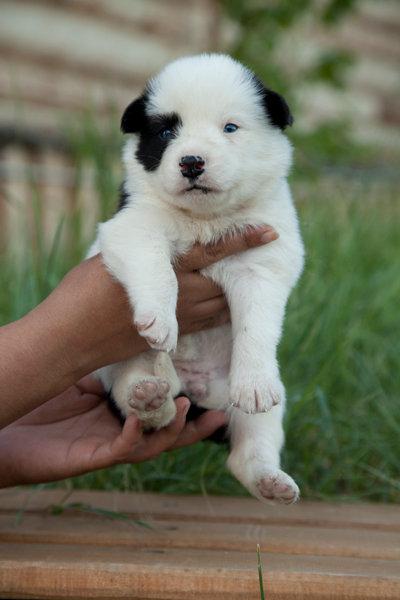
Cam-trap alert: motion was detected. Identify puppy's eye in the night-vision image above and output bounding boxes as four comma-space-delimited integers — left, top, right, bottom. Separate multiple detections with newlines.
224, 123, 239, 133
159, 128, 175, 140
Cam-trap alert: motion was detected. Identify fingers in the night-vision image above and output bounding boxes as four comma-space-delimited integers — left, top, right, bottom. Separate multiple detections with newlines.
190, 308, 230, 334
191, 295, 228, 320
108, 400, 229, 465
178, 272, 223, 301
109, 415, 142, 462
124, 398, 190, 462
142, 397, 190, 457
171, 409, 228, 449
76, 376, 105, 396
178, 225, 278, 272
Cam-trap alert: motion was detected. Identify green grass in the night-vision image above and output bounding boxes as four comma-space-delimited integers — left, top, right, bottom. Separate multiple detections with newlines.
283, 177, 400, 502
1, 166, 399, 502
257, 544, 266, 599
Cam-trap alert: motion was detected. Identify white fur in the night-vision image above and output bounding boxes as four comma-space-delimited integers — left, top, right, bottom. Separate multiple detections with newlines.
88, 54, 304, 504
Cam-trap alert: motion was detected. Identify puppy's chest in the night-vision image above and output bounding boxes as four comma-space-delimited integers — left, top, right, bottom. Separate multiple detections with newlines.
170, 208, 268, 250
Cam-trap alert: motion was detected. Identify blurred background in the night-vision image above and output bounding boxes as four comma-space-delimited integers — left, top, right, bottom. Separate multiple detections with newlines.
0, 0, 399, 502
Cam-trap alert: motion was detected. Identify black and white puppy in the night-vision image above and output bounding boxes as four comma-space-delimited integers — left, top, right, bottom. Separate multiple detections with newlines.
88, 54, 304, 504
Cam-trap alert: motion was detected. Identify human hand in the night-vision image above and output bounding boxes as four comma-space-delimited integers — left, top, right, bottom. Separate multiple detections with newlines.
0, 225, 277, 427
43, 224, 278, 373
175, 225, 278, 335
0, 377, 228, 487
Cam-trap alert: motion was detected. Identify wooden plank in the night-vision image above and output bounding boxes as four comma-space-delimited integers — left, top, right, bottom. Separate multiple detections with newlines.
0, 513, 399, 561
11, 0, 218, 49
1, 542, 400, 600
1, 488, 399, 531
0, 490, 399, 599
0, 41, 145, 91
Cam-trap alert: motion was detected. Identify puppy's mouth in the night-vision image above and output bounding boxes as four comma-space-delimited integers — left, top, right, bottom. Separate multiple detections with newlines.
185, 184, 215, 194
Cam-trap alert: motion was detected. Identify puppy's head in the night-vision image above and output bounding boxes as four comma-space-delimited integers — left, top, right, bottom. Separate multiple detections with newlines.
121, 54, 293, 216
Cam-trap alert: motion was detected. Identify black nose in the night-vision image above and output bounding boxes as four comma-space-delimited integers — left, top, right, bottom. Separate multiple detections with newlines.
179, 155, 205, 179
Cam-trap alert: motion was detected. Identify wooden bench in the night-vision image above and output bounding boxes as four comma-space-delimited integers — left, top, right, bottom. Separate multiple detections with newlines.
0, 488, 399, 599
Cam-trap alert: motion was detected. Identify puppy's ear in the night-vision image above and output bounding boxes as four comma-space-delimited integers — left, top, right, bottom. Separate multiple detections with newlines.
254, 78, 293, 130
121, 94, 147, 134
263, 88, 293, 130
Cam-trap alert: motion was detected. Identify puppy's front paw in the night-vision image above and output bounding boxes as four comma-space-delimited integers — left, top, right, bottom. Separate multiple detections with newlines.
135, 312, 178, 352
230, 373, 284, 414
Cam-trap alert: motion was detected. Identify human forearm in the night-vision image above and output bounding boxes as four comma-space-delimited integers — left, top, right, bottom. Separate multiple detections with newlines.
0, 427, 22, 487
0, 256, 147, 427
0, 227, 275, 428
0, 311, 75, 428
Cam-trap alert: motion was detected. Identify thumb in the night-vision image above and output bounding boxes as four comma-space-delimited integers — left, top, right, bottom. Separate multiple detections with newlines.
109, 415, 142, 463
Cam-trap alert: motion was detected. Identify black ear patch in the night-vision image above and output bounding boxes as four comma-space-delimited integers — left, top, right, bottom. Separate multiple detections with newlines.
253, 77, 293, 130
121, 94, 148, 134
263, 89, 293, 130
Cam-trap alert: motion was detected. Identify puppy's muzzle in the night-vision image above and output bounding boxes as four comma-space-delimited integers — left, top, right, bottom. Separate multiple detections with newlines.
179, 155, 205, 179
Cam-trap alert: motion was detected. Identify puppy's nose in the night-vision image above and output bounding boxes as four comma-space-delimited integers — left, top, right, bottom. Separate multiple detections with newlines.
179, 155, 205, 179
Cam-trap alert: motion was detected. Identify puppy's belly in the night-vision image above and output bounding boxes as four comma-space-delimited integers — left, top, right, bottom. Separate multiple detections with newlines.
173, 324, 231, 409
174, 360, 229, 405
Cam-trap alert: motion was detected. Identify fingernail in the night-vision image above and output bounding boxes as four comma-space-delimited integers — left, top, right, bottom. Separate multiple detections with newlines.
248, 224, 270, 234
247, 225, 278, 245
260, 228, 279, 244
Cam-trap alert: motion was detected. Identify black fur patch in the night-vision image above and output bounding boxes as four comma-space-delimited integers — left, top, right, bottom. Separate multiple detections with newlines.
252, 76, 293, 130
121, 93, 149, 135
121, 92, 182, 172
136, 112, 181, 171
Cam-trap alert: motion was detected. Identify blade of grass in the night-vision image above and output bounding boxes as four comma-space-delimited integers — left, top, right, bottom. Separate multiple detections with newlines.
50, 502, 153, 529
257, 544, 266, 600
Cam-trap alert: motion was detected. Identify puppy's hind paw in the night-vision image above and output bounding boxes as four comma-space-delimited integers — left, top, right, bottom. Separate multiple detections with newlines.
256, 470, 299, 505
129, 377, 171, 412
122, 375, 176, 430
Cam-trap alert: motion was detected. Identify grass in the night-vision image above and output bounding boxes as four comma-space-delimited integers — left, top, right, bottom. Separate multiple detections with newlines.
283, 177, 400, 502
1, 146, 399, 503
257, 544, 266, 599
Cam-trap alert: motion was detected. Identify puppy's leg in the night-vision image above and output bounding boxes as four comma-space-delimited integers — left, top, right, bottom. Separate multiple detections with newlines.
227, 404, 299, 504
227, 276, 289, 414
100, 351, 181, 430
98, 210, 178, 352
205, 259, 291, 414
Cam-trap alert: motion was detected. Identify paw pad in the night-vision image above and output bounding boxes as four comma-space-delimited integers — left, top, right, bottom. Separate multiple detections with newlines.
129, 377, 170, 412
257, 471, 299, 504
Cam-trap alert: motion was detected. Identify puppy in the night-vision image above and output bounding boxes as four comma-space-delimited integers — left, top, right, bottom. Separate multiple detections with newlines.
88, 54, 304, 504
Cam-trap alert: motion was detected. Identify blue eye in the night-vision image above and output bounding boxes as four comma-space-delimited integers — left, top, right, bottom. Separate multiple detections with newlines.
159, 128, 175, 140
224, 123, 239, 133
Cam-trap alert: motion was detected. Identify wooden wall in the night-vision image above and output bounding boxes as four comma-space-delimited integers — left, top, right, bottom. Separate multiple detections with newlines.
0, 0, 220, 250
0, 0, 220, 133
281, 0, 400, 150
0, 0, 398, 251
